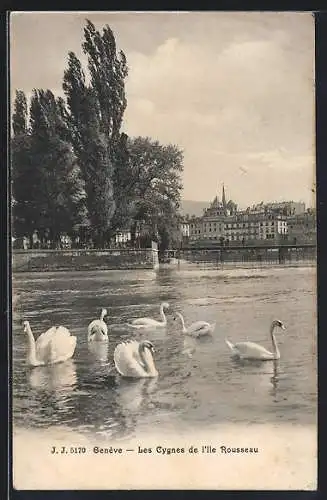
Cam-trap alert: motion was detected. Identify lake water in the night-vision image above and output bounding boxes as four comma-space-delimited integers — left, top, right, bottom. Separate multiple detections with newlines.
12, 265, 317, 440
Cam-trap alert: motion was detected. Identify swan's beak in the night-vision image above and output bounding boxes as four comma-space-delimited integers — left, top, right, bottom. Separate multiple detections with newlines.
281, 324, 286, 330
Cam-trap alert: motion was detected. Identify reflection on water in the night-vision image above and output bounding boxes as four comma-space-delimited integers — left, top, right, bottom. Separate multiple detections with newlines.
28, 359, 77, 390
12, 266, 317, 439
116, 377, 158, 413
87, 342, 109, 364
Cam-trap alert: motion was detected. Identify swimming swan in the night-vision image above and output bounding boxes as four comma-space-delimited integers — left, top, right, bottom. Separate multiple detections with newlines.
225, 320, 286, 361
23, 320, 77, 367
129, 302, 169, 328
87, 308, 108, 342
114, 340, 158, 378
174, 312, 216, 337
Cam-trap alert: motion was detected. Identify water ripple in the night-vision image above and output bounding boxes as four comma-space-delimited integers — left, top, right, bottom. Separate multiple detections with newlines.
13, 266, 316, 438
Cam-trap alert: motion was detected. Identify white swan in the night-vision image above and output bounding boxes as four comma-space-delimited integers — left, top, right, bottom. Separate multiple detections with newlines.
174, 312, 216, 337
225, 320, 286, 361
87, 308, 108, 342
129, 302, 169, 328
114, 340, 158, 378
23, 320, 77, 367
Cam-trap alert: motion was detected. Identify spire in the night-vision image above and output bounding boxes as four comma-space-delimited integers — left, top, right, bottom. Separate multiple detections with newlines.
222, 183, 226, 208
216, 183, 220, 206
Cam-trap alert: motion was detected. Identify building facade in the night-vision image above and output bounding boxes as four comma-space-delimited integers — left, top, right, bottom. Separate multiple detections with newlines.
287, 211, 316, 244
258, 201, 306, 216
182, 186, 314, 246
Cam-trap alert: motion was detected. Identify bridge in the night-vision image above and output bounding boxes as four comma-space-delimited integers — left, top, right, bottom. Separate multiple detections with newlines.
162, 244, 316, 266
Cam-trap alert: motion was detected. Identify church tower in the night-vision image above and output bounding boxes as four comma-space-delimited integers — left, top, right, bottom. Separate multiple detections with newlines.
222, 184, 227, 213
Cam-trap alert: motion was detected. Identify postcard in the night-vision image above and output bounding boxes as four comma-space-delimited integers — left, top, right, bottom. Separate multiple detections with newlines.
10, 11, 316, 490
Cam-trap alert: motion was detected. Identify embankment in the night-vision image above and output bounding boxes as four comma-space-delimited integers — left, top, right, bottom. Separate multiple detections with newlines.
12, 248, 159, 272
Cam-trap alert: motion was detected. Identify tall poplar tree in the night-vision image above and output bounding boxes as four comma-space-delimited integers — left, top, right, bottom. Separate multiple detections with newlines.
11, 90, 36, 239
63, 19, 129, 247
27, 89, 87, 244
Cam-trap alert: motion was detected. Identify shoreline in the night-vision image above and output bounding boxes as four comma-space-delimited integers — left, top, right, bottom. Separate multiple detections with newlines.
12, 247, 316, 273
12, 261, 316, 274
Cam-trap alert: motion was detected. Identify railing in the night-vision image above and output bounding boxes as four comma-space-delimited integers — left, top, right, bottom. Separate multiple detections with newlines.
161, 244, 316, 268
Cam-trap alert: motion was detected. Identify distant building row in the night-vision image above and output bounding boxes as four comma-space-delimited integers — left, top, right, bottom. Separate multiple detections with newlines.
180, 187, 315, 246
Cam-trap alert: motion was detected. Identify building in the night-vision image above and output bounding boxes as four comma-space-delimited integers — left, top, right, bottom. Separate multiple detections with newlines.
287, 210, 316, 244
114, 229, 132, 244
254, 200, 306, 216
189, 185, 231, 241
180, 218, 190, 239
224, 212, 287, 244
187, 185, 289, 245
183, 185, 315, 247
189, 216, 202, 241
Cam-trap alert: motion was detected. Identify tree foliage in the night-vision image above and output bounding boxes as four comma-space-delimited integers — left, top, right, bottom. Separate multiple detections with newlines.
122, 136, 183, 249
63, 20, 129, 244
12, 89, 87, 242
12, 90, 28, 136
12, 20, 184, 250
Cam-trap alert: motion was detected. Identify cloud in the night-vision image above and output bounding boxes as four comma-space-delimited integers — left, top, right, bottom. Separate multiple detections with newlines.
10, 12, 315, 207
125, 34, 313, 154
123, 22, 314, 207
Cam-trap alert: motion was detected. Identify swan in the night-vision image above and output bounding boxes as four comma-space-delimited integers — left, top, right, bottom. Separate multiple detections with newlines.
114, 340, 158, 378
87, 308, 108, 342
225, 320, 286, 361
129, 302, 169, 328
174, 312, 216, 337
23, 320, 77, 367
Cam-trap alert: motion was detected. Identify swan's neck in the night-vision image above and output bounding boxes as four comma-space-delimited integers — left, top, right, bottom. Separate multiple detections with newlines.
139, 346, 157, 376
100, 311, 106, 321
178, 314, 187, 333
270, 324, 280, 359
25, 325, 39, 366
159, 305, 167, 325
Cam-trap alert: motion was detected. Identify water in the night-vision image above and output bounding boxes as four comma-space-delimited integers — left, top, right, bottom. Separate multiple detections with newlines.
12, 265, 317, 441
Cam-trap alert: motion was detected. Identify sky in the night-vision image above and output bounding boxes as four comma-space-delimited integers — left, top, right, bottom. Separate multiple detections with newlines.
10, 11, 315, 208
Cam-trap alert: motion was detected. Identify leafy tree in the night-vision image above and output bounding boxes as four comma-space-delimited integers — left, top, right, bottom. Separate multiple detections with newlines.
11, 89, 36, 239
123, 136, 183, 249
111, 132, 135, 233
11, 134, 35, 239
12, 90, 28, 136
26, 89, 87, 244
63, 20, 128, 246
82, 19, 128, 142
